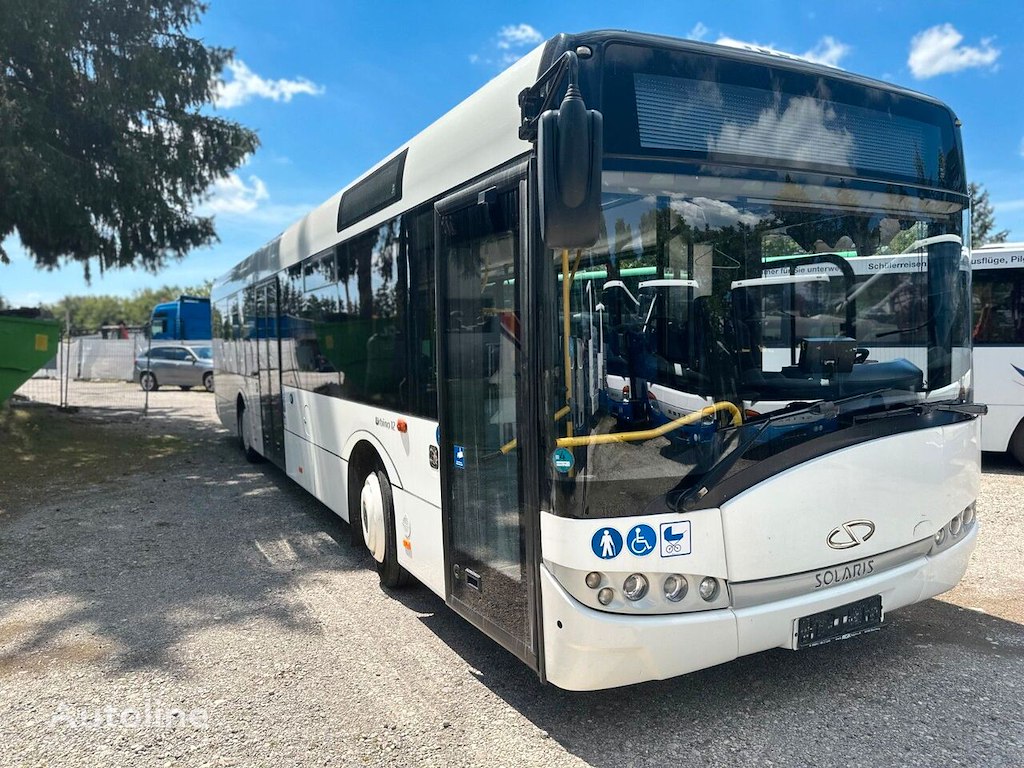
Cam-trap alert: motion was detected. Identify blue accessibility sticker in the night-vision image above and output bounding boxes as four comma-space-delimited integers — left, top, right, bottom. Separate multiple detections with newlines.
591, 527, 623, 560
552, 447, 574, 473
626, 524, 657, 556
454, 444, 465, 469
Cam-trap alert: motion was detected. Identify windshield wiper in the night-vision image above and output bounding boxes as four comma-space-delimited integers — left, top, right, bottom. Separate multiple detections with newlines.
853, 400, 987, 423
669, 388, 926, 510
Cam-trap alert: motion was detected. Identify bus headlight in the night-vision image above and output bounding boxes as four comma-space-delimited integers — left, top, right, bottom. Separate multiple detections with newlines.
698, 576, 720, 602
949, 513, 963, 537
622, 574, 649, 601
962, 503, 975, 527
585, 571, 603, 589
934, 527, 946, 546
597, 587, 614, 606
663, 574, 688, 602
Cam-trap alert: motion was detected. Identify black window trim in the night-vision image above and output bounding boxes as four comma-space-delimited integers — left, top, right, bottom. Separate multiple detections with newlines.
337, 149, 409, 233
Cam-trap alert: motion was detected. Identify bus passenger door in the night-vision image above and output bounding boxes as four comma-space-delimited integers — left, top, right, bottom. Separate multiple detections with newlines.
256, 278, 285, 465
436, 174, 539, 672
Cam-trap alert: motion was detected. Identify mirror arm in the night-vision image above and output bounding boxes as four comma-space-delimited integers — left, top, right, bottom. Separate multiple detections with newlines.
519, 51, 580, 142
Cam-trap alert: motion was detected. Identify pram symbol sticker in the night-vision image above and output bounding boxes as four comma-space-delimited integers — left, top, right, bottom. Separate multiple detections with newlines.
659, 521, 691, 557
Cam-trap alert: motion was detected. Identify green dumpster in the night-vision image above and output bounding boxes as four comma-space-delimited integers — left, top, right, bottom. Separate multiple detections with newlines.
0, 314, 61, 403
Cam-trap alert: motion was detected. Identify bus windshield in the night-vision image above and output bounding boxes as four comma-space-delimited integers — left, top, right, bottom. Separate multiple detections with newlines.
549, 173, 971, 518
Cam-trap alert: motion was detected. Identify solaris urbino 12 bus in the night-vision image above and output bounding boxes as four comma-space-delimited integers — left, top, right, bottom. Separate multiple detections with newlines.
211, 30, 983, 690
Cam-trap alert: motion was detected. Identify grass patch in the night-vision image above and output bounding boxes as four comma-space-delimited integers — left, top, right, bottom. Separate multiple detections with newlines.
0, 405, 189, 514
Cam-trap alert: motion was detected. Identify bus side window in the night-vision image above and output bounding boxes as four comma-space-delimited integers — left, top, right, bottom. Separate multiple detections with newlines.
973, 270, 1024, 344
407, 205, 437, 419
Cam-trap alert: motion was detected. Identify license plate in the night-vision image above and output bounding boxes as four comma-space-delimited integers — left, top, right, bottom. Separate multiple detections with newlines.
795, 595, 883, 649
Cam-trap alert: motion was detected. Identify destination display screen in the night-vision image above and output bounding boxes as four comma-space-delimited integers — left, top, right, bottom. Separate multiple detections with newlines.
600, 41, 965, 193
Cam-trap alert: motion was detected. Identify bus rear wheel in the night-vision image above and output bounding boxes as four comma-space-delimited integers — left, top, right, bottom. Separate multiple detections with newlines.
237, 405, 262, 463
359, 468, 410, 589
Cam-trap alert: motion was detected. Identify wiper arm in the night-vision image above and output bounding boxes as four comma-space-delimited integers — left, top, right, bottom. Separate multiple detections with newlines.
853, 400, 987, 423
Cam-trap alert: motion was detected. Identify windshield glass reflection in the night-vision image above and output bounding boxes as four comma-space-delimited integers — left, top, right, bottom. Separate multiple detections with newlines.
548, 174, 971, 518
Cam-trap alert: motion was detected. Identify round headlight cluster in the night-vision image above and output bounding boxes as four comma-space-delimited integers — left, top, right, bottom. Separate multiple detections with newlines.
623, 573, 649, 601
698, 576, 720, 602
663, 574, 688, 602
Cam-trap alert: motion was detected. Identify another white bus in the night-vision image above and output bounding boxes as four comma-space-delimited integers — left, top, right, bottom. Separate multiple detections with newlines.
971, 242, 1024, 462
212, 31, 982, 690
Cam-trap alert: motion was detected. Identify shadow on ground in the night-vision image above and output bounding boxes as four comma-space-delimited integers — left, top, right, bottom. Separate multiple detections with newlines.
0, 403, 364, 678
1, 403, 1022, 766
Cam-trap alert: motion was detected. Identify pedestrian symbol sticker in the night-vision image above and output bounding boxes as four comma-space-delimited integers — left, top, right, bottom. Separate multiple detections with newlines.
552, 447, 574, 473
591, 527, 623, 560
627, 524, 656, 556
659, 520, 691, 557
454, 445, 465, 469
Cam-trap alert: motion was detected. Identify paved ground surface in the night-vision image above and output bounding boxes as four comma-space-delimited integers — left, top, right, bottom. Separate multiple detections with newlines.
0, 390, 1022, 767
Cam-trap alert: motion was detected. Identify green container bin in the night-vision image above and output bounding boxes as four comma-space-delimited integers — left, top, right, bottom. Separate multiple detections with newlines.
0, 315, 61, 403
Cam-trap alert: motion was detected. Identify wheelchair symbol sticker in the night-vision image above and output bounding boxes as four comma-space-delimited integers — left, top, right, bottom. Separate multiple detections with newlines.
627, 524, 656, 556
659, 521, 691, 557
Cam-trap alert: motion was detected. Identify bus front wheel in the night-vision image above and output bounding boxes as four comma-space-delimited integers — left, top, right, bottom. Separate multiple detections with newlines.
1010, 420, 1024, 466
360, 468, 410, 589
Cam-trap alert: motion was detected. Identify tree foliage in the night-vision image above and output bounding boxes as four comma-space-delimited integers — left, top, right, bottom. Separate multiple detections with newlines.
970, 182, 1009, 247
43, 282, 212, 331
0, 0, 258, 276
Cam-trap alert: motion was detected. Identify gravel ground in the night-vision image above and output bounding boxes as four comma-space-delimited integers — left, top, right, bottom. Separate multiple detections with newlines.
0, 391, 1022, 767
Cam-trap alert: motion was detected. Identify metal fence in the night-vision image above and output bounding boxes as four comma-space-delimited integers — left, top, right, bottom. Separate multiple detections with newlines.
12, 329, 153, 414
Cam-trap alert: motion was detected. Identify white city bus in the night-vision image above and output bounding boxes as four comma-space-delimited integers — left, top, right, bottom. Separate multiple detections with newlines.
212, 31, 982, 690
970, 242, 1024, 462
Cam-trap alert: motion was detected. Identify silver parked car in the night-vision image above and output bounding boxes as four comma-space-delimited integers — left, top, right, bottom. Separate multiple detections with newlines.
135, 344, 214, 392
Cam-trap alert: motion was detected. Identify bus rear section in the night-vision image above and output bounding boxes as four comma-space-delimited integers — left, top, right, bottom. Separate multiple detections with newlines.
970, 242, 1024, 462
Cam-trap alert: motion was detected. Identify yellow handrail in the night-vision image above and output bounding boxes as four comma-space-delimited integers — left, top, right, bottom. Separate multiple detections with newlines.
500, 405, 572, 455
555, 401, 743, 448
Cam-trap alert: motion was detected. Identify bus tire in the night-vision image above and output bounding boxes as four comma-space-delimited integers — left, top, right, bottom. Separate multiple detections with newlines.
360, 468, 411, 589
1009, 420, 1024, 466
237, 404, 262, 463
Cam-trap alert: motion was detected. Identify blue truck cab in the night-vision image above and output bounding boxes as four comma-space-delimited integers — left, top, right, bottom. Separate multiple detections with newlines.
150, 296, 212, 340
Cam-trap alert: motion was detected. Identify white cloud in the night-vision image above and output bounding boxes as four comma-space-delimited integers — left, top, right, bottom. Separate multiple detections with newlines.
201, 173, 269, 216
471, 24, 544, 68
715, 35, 850, 68
801, 36, 851, 68
215, 60, 325, 109
196, 173, 315, 232
497, 24, 543, 49
907, 24, 1000, 79
708, 96, 855, 170
688, 22, 709, 41
994, 198, 1024, 214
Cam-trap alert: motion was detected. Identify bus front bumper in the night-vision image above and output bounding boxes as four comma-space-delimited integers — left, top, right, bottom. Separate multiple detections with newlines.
540, 523, 978, 691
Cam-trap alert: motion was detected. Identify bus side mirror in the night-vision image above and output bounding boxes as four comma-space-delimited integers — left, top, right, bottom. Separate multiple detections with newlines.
537, 88, 602, 250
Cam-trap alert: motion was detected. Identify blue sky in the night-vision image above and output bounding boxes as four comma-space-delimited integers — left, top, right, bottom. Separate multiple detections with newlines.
3, 1, 1023, 306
